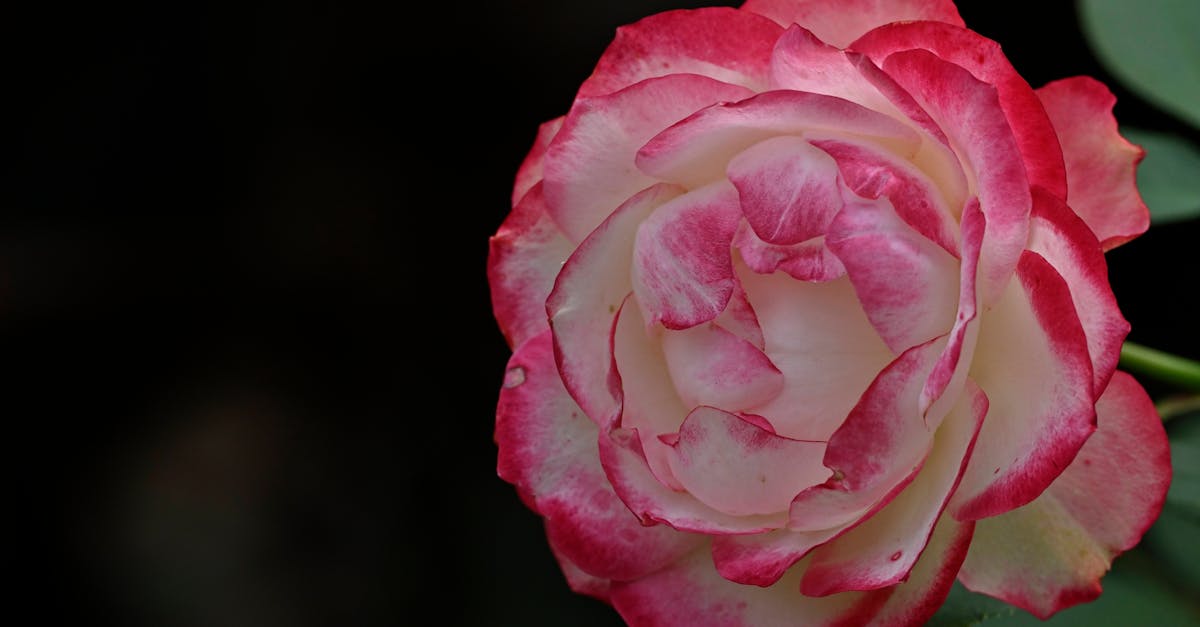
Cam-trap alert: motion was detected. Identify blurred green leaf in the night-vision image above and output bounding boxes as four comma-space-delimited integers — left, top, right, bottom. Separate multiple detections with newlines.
929, 551, 1200, 625
1143, 411, 1200, 593
1164, 411, 1200, 514
1078, 0, 1200, 129
927, 583, 1017, 626
1122, 128, 1200, 224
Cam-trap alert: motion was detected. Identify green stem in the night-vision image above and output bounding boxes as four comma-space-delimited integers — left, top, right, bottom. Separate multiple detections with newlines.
1155, 395, 1200, 422
1119, 342, 1200, 393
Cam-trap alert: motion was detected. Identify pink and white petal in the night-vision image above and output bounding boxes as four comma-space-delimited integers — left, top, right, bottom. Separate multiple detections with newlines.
611, 549, 892, 627
765, 22, 970, 200
1027, 187, 1130, 397
636, 89, 921, 188
846, 52, 973, 209
728, 135, 845, 246
711, 527, 842, 587
800, 382, 987, 595
740, 0, 964, 48
632, 182, 743, 330
739, 268, 892, 440
544, 74, 753, 242
512, 117, 564, 207
787, 339, 942, 531
768, 25, 902, 115
954, 251, 1096, 522
600, 427, 787, 534
871, 515, 976, 626
813, 137, 959, 256
714, 277, 765, 350
577, 7, 781, 99
667, 407, 830, 517
549, 183, 686, 425
851, 21, 1068, 198
489, 183, 574, 349
1037, 77, 1149, 250
878, 49, 1031, 305
548, 538, 611, 601
496, 331, 701, 581
662, 324, 784, 411
735, 226, 846, 282
826, 194, 959, 354
958, 371, 1170, 619
611, 298, 691, 490
919, 198, 984, 425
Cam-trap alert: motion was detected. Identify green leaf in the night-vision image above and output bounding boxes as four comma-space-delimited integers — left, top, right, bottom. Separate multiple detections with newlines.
1164, 411, 1200, 514
1143, 410, 1200, 592
926, 583, 1017, 627
1078, 0, 1200, 129
1122, 128, 1200, 224
929, 551, 1200, 626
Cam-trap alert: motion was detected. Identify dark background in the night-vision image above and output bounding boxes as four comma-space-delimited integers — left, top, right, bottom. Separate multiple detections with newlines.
9, 1, 1197, 625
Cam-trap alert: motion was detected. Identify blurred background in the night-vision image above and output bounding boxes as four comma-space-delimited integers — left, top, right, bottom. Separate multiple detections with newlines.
8, 1, 1198, 625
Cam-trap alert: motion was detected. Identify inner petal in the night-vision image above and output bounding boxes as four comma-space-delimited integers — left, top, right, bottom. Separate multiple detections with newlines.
826, 193, 960, 355
738, 264, 893, 441
632, 181, 742, 330
727, 135, 845, 245
635, 89, 921, 188
661, 322, 785, 411
612, 298, 690, 491
667, 406, 831, 517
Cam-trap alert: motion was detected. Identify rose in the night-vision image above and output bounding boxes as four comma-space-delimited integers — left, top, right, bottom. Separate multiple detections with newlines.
488, 1, 1172, 624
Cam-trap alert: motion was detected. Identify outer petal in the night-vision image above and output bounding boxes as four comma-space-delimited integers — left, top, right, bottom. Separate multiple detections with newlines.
548, 536, 612, 601
1027, 186, 1130, 397
878, 49, 1031, 305
851, 21, 1068, 199
954, 251, 1096, 521
826, 194, 959, 354
544, 74, 753, 242
740, 0, 964, 48
800, 382, 986, 596
577, 8, 781, 99
957, 372, 1170, 619
488, 183, 574, 349
548, 183, 685, 425
636, 89, 921, 189
495, 331, 701, 581
610, 549, 892, 627
632, 182, 742, 330
1036, 77, 1149, 250
512, 117, 564, 207
727, 135, 845, 246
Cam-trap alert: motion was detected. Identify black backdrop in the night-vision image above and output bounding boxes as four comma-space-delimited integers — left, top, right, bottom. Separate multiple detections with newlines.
10, 1, 1198, 625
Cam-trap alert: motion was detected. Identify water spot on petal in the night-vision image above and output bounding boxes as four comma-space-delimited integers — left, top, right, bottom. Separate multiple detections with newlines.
889, 551, 902, 561
503, 366, 526, 389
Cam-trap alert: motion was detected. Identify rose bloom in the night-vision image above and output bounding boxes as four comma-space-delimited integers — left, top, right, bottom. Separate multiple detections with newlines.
488, 1, 1171, 624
